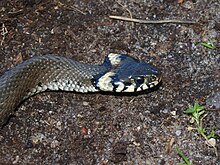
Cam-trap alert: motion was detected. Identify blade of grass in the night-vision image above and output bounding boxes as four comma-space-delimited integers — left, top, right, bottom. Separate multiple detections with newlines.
176, 146, 192, 165
200, 42, 216, 49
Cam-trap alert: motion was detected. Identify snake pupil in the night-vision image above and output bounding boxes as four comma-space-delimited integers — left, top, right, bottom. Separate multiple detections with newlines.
135, 77, 145, 85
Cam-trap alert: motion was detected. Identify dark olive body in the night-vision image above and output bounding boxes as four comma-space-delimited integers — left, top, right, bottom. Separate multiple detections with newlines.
0, 53, 161, 128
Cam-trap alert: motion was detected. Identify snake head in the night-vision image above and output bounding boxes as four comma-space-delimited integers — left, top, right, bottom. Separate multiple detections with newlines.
94, 53, 161, 92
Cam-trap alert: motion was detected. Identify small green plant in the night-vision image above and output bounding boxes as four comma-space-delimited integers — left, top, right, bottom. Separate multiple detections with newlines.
184, 102, 206, 135
200, 40, 216, 49
176, 146, 192, 165
184, 102, 217, 156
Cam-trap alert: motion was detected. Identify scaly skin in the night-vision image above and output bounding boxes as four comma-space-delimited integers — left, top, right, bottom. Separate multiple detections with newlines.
0, 53, 161, 128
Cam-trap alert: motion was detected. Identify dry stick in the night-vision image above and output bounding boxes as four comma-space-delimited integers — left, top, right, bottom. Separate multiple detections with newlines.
109, 15, 196, 24
116, 1, 134, 27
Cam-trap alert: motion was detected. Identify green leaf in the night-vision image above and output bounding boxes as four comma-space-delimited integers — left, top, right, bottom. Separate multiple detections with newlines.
184, 102, 204, 114
200, 42, 216, 49
207, 129, 216, 139
184, 106, 196, 114
194, 102, 204, 111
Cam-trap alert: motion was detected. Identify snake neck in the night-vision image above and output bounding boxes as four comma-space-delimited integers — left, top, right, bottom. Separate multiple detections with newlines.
0, 55, 108, 113
0, 55, 111, 127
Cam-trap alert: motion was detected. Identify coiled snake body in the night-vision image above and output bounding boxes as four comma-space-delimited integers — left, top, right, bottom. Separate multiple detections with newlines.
0, 53, 161, 127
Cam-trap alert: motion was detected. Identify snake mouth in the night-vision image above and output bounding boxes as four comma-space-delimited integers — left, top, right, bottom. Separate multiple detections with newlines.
139, 74, 162, 91
94, 71, 162, 93
113, 74, 162, 92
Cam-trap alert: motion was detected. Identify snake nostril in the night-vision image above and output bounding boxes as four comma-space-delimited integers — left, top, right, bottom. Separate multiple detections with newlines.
150, 76, 156, 82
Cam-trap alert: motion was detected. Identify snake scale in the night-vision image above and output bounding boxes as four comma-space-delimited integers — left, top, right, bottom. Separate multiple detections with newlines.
0, 53, 161, 128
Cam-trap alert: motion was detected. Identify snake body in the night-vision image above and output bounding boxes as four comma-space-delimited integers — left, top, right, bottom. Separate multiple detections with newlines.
0, 53, 161, 127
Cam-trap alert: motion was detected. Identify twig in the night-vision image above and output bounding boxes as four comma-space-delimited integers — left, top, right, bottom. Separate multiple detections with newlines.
116, 1, 134, 27
109, 15, 196, 24
8, 9, 24, 17
0, 23, 8, 46
206, 108, 220, 111
57, 2, 86, 15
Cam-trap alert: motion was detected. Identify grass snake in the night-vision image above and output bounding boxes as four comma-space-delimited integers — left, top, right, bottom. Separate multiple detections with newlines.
0, 53, 161, 128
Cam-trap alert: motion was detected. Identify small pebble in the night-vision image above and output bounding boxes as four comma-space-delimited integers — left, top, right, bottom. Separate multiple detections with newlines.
206, 138, 216, 147
12, 155, 19, 164
175, 130, 182, 136
51, 140, 59, 148
162, 109, 168, 114
30, 133, 46, 144
206, 92, 220, 109
56, 121, 62, 130
170, 111, 177, 116
83, 101, 89, 106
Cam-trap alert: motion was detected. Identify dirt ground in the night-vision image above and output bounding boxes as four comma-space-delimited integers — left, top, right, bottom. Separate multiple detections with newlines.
0, 0, 219, 164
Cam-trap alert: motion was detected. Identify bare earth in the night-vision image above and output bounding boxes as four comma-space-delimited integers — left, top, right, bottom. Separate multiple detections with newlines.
0, 0, 219, 164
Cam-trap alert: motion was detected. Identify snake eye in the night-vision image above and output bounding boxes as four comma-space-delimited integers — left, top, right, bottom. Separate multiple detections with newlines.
135, 77, 145, 85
